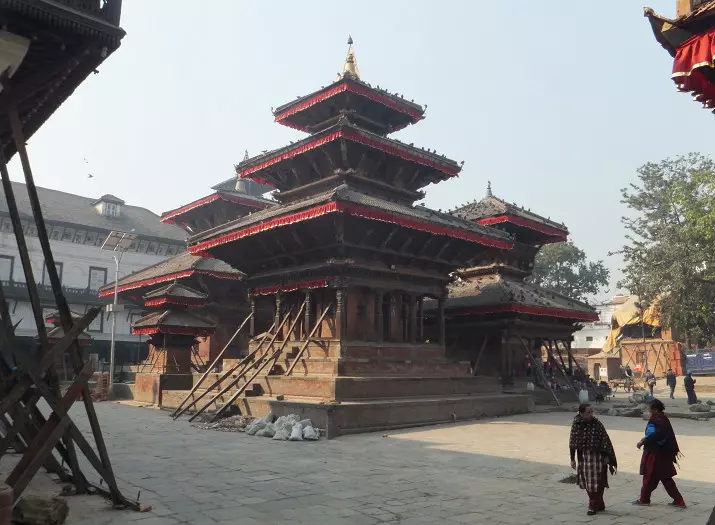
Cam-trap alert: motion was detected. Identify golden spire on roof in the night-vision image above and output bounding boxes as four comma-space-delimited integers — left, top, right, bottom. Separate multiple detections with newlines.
337, 35, 360, 80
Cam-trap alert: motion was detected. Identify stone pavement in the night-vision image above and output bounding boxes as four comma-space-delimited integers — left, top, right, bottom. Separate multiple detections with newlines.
15, 403, 715, 524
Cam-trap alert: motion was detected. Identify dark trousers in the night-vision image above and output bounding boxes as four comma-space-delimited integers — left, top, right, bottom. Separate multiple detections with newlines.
669, 385, 675, 399
587, 487, 605, 511
639, 475, 684, 504
648, 383, 654, 396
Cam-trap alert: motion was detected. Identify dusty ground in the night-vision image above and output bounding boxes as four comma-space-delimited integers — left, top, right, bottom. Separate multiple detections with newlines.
2, 399, 714, 525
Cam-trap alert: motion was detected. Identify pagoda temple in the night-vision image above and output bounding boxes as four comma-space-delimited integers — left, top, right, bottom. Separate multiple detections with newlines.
645, 1, 715, 113
424, 185, 597, 395
182, 40, 531, 435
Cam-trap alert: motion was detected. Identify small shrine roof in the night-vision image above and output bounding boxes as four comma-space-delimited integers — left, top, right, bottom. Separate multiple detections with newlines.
160, 190, 275, 225
235, 121, 461, 188
44, 310, 84, 324
98, 252, 243, 298
189, 184, 514, 253
132, 310, 215, 337
434, 273, 597, 322
452, 185, 568, 239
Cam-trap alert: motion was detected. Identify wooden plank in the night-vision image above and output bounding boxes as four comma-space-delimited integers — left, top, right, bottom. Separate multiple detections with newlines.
9, 109, 125, 500
6, 361, 93, 500
172, 311, 253, 417
516, 334, 560, 406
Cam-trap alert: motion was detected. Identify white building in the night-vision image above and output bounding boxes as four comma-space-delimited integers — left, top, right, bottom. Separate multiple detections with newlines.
0, 182, 187, 363
573, 295, 629, 351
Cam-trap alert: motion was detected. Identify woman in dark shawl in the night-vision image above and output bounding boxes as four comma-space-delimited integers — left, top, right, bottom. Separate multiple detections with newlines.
569, 403, 617, 516
684, 372, 697, 404
633, 399, 686, 507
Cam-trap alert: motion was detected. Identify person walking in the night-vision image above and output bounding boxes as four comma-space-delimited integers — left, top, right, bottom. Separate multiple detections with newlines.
665, 369, 676, 399
644, 369, 656, 396
633, 399, 686, 508
569, 403, 618, 516
684, 372, 697, 404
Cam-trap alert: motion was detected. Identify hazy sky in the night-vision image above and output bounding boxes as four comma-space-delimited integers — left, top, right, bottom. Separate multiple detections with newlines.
9, 0, 713, 296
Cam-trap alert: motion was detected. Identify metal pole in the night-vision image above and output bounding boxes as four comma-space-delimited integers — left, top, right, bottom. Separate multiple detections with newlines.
108, 251, 122, 390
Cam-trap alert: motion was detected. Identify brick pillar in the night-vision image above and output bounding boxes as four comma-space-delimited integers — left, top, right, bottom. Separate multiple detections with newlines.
0, 483, 12, 525
375, 290, 384, 342
335, 288, 345, 340
249, 296, 256, 337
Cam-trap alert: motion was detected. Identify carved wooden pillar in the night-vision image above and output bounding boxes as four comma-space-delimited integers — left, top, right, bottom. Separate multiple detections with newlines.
335, 288, 345, 340
249, 296, 256, 337
375, 290, 384, 343
274, 292, 282, 334
304, 291, 311, 339
408, 293, 417, 344
437, 293, 446, 347
418, 296, 424, 342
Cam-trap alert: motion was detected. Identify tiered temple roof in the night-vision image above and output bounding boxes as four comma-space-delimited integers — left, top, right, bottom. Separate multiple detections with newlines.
453, 183, 568, 245
189, 40, 513, 296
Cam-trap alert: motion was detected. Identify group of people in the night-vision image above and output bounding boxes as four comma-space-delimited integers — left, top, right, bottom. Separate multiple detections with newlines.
569, 400, 685, 516
663, 369, 698, 404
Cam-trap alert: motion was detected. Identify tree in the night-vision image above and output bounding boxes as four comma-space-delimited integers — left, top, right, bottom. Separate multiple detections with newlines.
529, 241, 609, 302
617, 153, 715, 347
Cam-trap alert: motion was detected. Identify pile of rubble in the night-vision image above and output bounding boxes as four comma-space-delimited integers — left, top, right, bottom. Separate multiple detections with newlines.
245, 413, 320, 441
192, 412, 321, 440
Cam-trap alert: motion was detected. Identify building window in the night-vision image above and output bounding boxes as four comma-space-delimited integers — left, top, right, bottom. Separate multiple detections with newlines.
85, 231, 97, 245
88, 267, 107, 291
73, 231, 86, 244
0, 255, 13, 282
586, 336, 593, 342
105, 203, 118, 217
42, 261, 63, 285
61, 228, 75, 242
87, 306, 103, 333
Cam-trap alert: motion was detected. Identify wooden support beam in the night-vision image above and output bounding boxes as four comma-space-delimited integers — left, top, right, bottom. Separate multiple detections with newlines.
339, 139, 349, 168
286, 301, 334, 376
178, 322, 276, 420
435, 239, 453, 260
211, 301, 307, 421
375, 291, 384, 343
172, 311, 253, 419
335, 289, 345, 341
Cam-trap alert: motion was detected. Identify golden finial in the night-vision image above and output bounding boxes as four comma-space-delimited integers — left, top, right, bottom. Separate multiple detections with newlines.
337, 35, 360, 80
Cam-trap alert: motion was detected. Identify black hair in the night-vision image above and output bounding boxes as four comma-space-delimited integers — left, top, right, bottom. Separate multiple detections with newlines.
578, 403, 591, 413
649, 399, 665, 412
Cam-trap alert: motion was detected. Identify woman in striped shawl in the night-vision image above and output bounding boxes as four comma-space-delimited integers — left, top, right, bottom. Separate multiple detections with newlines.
569, 403, 618, 515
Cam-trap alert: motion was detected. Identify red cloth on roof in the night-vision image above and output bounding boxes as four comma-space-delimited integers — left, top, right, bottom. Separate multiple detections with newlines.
672, 28, 715, 106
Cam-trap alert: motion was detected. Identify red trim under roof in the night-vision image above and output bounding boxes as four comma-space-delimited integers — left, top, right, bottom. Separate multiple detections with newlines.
476, 214, 568, 240
274, 80, 424, 132
189, 202, 513, 254
161, 193, 272, 224
98, 269, 242, 298
144, 297, 206, 308
132, 326, 215, 337
238, 129, 460, 181
451, 303, 598, 322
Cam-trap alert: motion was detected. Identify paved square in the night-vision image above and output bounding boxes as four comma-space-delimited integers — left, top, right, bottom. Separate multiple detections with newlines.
11, 402, 715, 524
